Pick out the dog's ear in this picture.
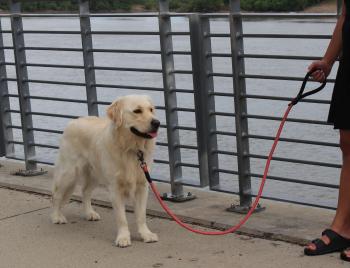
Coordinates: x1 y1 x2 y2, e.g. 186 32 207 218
107 99 123 127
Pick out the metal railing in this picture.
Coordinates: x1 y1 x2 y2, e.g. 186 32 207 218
0 0 342 210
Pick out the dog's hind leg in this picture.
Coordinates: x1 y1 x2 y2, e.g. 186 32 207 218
81 169 100 221
51 166 77 224
134 184 158 243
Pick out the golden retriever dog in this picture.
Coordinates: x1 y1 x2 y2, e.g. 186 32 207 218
51 95 160 247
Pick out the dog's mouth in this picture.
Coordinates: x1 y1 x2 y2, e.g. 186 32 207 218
130 127 158 139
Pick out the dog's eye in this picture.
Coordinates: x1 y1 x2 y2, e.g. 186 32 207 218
133 109 142 114
150 108 154 113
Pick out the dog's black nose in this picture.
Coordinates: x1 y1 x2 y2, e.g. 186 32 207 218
151 119 160 130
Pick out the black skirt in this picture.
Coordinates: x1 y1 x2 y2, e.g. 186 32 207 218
327 17 350 130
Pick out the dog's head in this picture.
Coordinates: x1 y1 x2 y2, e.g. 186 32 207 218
107 95 160 139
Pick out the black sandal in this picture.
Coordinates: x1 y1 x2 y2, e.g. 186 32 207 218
340 248 350 262
304 229 350 256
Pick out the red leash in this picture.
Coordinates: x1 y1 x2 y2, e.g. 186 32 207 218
138 70 326 235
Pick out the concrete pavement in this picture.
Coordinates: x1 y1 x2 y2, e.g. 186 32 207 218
0 159 348 267
0 187 348 268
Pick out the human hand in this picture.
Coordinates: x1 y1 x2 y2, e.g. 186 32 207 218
307 60 332 82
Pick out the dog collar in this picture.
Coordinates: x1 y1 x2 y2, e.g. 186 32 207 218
130 127 153 139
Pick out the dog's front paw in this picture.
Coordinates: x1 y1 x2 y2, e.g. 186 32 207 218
115 235 131 248
51 212 68 224
141 231 158 243
85 210 101 221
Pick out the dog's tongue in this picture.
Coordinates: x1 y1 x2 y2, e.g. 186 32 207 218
148 132 158 138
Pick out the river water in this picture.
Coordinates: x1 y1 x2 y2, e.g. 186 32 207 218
0 15 341 208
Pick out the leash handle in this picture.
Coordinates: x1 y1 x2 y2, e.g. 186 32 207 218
290 69 327 106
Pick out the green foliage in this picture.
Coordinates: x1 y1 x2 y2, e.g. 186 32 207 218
0 0 325 12
169 0 224 12
241 0 323 12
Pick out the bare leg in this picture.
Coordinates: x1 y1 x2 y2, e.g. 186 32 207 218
306 130 350 250
134 184 158 243
109 186 131 247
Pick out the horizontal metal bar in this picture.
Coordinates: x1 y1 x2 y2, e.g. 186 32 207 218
168 51 192 56
170 69 193 75
167 31 190 36
4 78 17 82
154 159 170 165
25 79 86 87
28 112 80 119
247 134 339 147
248 153 341 168
89 30 160 36
22 30 81 35
7 140 24 145
5 109 20 114
210 92 234 97
249 172 339 189
4 94 19 98
25 47 83 52
0 62 15 66
32 143 59 149
243 94 330 105
174 126 197 131
93 66 162 73
247 114 329 125
30 127 63 134
243 33 332 39
242 53 323 61
177 144 198 150
94 83 164 92
174 107 195 113
91 48 161 54
28 96 87 104
209 72 233 77
0 46 14 49
25 63 84 69
242 73 336 83
212 130 236 137
208 33 230 38
177 162 199 168
213 167 239 175
6 125 64 135
173 88 194 93
213 150 238 156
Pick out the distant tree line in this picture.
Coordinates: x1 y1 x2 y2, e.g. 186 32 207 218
0 0 325 12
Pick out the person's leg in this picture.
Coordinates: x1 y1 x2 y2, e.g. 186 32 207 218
336 130 350 259
331 130 350 237
306 130 350 252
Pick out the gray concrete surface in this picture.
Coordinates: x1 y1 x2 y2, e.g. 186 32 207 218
0 187 348 268
0 159 348 267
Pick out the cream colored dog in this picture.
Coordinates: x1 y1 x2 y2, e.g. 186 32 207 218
51 95 160 247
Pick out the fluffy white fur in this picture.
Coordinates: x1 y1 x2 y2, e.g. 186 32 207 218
51 95 159 247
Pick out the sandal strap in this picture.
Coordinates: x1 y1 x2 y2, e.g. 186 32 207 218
311 238 327 249
322 229 344 241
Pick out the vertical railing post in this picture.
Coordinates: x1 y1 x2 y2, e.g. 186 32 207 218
337 0 342 16
10 1 38 172
158 0 195 202
189 14 219 188
0 18 14 157
79 0 98 116
228 0 263 212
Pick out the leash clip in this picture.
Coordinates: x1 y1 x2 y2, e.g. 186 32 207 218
137 150 152 183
